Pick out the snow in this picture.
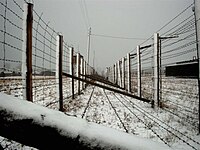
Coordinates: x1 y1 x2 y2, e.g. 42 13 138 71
0 92 172 150
1 77 200 150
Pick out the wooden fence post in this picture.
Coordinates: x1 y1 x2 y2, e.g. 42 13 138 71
77 53 80 95
127 53 131 93
70 47 74 99
22 2 33 102
56 34 63 111
137 45 141 97
154 33 160 107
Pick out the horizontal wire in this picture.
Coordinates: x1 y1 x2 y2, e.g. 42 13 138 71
12 0 24 12
0 58 21 63
0 29 23 42
0 13 23 30
0 41 23 52
0 1 23 20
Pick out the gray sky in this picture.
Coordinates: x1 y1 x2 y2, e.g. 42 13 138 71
6 0 194 71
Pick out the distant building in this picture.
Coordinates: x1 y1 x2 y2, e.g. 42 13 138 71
165 59 198 78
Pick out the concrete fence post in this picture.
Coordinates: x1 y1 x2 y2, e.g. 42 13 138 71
127 53 131 93
137 45 141 97
56 34 63 111
77 53 80 95
154 33 160 107
70 47 74 99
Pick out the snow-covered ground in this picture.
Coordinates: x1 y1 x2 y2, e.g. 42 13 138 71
0 92 171 150
65 85 200 150
0 77 200 150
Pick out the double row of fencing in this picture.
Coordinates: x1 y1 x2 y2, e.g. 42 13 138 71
0 0 199 122
1 0 200 149
0 1 95 111
106 1 200 132
1 0 199 130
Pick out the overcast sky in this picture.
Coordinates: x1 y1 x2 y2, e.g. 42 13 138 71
30 0 193 70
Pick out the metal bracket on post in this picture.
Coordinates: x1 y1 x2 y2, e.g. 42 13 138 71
22 2 33 102
56 34 63 111
137 45 141 97
77 53 80 95
70 47 74 99
127 53 131 93
154 33 160 107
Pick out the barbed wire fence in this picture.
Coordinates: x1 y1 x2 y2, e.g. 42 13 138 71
1 0 200 150
0 0 95 149
106 1 200 149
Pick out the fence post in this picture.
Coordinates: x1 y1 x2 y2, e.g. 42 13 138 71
127 53 131 93
194 0 200 134
84 60 86 88
154 33 160 107
77 53 80 95
22 2 33 102
70 47 74 99
113 64 115 84
137 45 141 97
120 60 123 87
81 56 84 90
115 62 118 85
118 61 121 87
56 34 63 111
122 57 125 89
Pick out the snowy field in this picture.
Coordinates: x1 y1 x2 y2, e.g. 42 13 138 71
0 76 200 150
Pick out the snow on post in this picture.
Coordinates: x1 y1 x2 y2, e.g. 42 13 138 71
56 34 63 111
154 33 160 107
0 93 172 150
137 45 141 97
22 2 33 102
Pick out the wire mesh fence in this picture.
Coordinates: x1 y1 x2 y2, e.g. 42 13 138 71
0 0 200 150
0 0 96 148
0 0 24 99
0 0 95 110
106 1 200 149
